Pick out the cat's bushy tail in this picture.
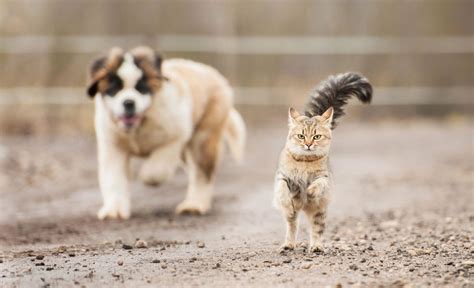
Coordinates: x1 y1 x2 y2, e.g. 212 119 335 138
305 72 373 128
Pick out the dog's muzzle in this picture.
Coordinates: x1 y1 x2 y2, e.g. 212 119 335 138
119 100 142 128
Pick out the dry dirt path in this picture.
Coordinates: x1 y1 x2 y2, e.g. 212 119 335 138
0 116 473 287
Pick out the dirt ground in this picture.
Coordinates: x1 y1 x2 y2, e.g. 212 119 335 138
0 111 473 287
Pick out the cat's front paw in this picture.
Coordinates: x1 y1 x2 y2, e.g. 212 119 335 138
309 243 324 253
279 242 295 253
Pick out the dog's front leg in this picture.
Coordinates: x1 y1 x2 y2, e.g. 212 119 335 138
97 142 131 220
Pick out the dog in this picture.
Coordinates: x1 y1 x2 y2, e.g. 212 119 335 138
86 46 246 220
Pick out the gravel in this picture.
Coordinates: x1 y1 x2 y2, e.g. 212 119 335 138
0 119 472 287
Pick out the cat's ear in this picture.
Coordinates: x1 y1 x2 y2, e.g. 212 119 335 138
288 107 300 126
321 107 334 127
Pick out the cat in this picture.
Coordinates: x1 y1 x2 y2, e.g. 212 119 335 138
274 72 373 253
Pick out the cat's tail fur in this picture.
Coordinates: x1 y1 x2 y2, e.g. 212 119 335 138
224 108 246 163
305 72 372 128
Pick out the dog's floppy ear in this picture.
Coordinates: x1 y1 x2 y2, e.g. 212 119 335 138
87 56 107 98
154 53 169 81
87 47 124 98
155 53 163 70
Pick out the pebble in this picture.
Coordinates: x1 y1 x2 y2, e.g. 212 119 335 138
282 259 292 264
135 240 148 249
461 260 474 267
300 263 312 269
151 259 160 264
117 260 124 266
380 220 399 229
349 264 358 270
57 246 67 253
196 241 205 248
122 244 133 250
35 255 44 260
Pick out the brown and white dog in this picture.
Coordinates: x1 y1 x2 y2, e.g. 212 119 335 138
87 46 246 220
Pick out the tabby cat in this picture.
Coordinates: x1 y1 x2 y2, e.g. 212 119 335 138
274 72 373 253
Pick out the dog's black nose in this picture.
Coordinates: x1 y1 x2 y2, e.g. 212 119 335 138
123 100 135 114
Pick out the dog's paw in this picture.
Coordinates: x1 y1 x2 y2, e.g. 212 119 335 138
97 203 130 220
175 200 210 215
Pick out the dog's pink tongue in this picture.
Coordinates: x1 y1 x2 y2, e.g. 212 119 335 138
121 116 140 126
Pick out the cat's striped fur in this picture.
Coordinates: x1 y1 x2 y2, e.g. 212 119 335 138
274 72 372 253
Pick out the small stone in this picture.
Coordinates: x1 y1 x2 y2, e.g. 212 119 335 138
151 259 160 264
349 264 358 270
35 255 45 260
300 263 312 269
196 241 205 248
461 260 474 267
57 246 67 253
380 220 399 229
122 244 133 250
212 263 221 269
282 259 292 264
161 264 167 269
46 267 53 271
68 253 76 257
135 240 148 249
117 260 124 266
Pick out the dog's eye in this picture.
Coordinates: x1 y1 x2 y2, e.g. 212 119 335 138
105 74 123 96
135 77 151 94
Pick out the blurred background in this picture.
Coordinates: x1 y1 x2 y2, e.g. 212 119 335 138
0 3 473 286
0 0 472 134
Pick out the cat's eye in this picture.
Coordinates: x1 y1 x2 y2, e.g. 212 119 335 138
313 134 322 140
297 134 305 140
